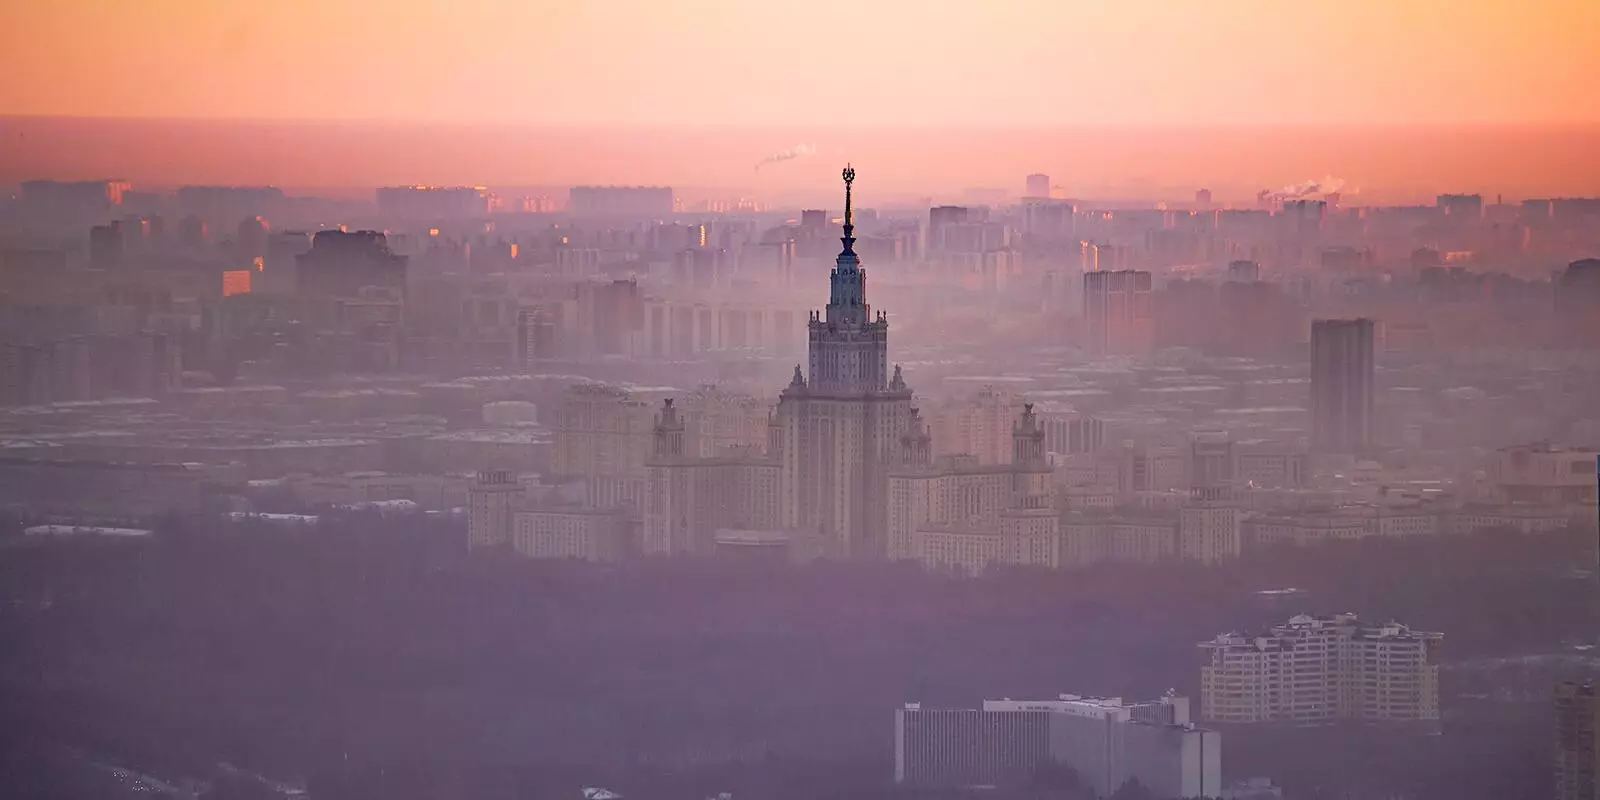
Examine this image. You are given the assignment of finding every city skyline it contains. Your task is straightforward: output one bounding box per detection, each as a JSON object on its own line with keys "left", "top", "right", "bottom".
{"left": 3, "top": 4, "right": 1600, "bottom": 798}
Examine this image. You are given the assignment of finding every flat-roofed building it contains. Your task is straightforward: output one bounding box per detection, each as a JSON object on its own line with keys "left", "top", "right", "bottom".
{"left": 1200, "top": 613, "right": 1442, "bottom": 726}
{"left": 895, "top": 694, "right": 1219, "bottom": 798}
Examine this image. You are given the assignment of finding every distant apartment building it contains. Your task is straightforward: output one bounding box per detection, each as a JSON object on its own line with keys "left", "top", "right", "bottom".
{"left": 1486, "top": 443, "right": 1600, "bottom": 507}
{"left": 467, "top": 470, "right": 629, "bottom": 561}
{"left": 1082, "top": 270, "right": 1153, "bottom": 358}
{"left": 1554, "top": 682, "right": 1600, "bottom": 800}
{"left": 1310, "top": 318, "right": 1375, "bottom": 454}
{"left": 1450, "top": 505, "right": 1573, "bottom": 535}
{"left": 1232, "top": 440, "right": 1310, "bottom": 488}
{"left": 1556, "top": 259, "right": 1600, "bottom": 343}
{"left": 1249, "top": 507, "right": 1441, "bottom": 546}
{"left": 555, "top": 383, "right": 768, "bottom": 515}
{"left": 568, "top": 186, "right": 674, "bottom": 217}
{"left": 928, "top": 385, "right": 1025, "bottom": 465}
{"left": 175, "top": 185, "right": 285, "bottom": 225}
{"left": 894, "top": 694, "right": 1220, "bottom": 799}
{"left": 926, "top": 205, "right": 970, "bottom": 255}
{"left": 376, "top": 185, "right": 492, "bottom": 218}
{"left": 550, "top": 382, "right": 661, "bottom": 509}
{"left": 0, "top": 331, "right": 182, "bottom": 407}
{"left": 1037, "top": 410, "right": 1105, "bottom": 457}
{"left": 1061, "top": 514, "right": 1180, "bottom": 567}
{"left": 1200, "top": 614, "right": 1442, "bottom": 726}
{"left": 1435, "top": 193, "right": 1484, "bottom": 222}
{"left": 20, "top": 179, "right": 130, "bottom": 222}
{"left": 294, "top": 230, "right": 408, "bottom": 301}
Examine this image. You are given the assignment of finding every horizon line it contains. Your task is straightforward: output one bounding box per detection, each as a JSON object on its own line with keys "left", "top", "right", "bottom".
{"left": 6, "top": 114, "right": 1600, "bottom": 130}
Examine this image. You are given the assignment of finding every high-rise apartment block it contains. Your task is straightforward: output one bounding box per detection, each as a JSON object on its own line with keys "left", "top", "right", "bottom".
{"left": 1082, "top": 270, "right": 1153, "bottom": 357}
{"left": 1200, "top": 614, "right": 1442, "bottom": 726}
{"left": 1310, "top": 318, "right": 1375, "bottom": 453}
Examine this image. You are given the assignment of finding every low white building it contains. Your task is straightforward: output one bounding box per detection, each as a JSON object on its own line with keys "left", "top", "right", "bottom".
{"left": 894, "top": 694, "right": 1220, "bottom": 798}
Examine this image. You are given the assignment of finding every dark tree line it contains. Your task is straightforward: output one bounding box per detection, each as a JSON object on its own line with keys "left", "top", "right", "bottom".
{"left": 0, "top": 516, "right": 1590, "bottom": 800}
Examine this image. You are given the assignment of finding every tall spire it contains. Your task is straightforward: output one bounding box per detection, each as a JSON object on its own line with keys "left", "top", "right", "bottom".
{"left": 826, "top": 163, "right": 867, "bottom": 325}
{"left": 840, "top": 164, "right": 857, "bottom": 258}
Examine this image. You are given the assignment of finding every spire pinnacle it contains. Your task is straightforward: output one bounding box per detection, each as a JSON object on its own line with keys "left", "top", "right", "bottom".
{"left": 842, "top": 164, "right": 855, "bottom": 228}
{"left": 839, "top": 164, "right": 857, "bottom": 258}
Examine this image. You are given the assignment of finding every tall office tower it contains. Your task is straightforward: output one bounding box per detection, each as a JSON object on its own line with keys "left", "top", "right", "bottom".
{"left": 1200, "top": 614, "right": 1441, "bottom": 726}
{"left": 1024, "top": 173, "right": 1051, "bottom": 198}
{"left": 467, "top": 470, "right": 522, "bottom": 549}
{"left": 775, "top": 166, "right": 916, "bottom": 559}
{"left": 1081, "top": 269, "right": 1153, "bottom": 357}
{"left": 1310, "top": 318, "right": 1376, "bottom": 453}
{"left": 1555, "top": 682, "right": 1600, "bottom": 800}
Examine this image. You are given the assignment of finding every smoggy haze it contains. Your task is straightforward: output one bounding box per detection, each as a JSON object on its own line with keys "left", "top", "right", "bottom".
{"left": 5, "top": 0, "right": 1598, "bottom": 126}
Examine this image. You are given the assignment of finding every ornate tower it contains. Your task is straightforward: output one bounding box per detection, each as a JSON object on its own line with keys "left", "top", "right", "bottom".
{"left": 644, "top": 398, "right": 691, "bottom": 555}
{"left": 807, "top": 165, "right": 891, "bottom": 393}
{"left": 776, "top": 166, "right": 917, "bottom": 558}
{"left": 1010, "top": 403, "right": 1052, "bottom": 510}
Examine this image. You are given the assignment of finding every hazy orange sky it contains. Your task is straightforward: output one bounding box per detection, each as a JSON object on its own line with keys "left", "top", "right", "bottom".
{"left": 3, "top": 0, "right": 1598, "bottom": 125}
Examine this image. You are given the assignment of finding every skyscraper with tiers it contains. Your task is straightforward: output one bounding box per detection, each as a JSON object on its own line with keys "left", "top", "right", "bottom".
{"left": 774, "top": 166, "right": 920, "bottom": 558}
